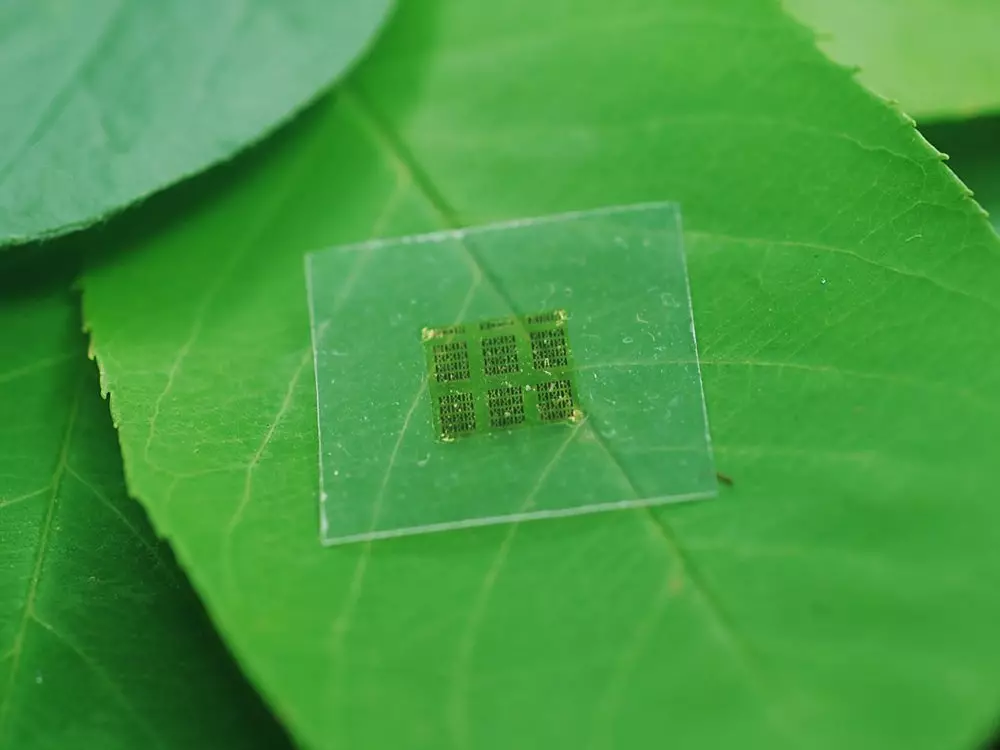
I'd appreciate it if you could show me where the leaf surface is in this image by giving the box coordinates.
[82,1,1000,749]
[786,0,1000,119]
[0,283,291,750]
[0,0,391,245]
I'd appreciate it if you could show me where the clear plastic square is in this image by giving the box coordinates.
[306,203,716,545]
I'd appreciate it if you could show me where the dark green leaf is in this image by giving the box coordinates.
[0,281,291,750]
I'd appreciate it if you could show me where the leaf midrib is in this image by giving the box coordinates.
[0,369,170,747]
[0,376,82,740]
[336,81,779,736]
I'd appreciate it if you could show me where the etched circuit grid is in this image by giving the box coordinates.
[421,310,581,441]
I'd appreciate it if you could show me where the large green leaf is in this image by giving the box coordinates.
[0,277,291,749]
[0,0,392,245]
[82,1,1000,748]
[786,0,1000,120]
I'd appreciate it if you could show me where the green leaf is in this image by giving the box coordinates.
[82,1,1000,749]
[0,0,392,245]
[0,281,291,749]
[785,0,1000,120]
[923,116,1000,228]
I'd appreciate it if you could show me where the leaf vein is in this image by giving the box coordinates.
[0,487,49,513]
[142,119,329,468]
[448,417,587,750]
[0,378,83,737]
[30,615,165,749]
[688,230,996,313]
[64,465,179,586]
[0,354,75,387]
[222,339,320,598]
